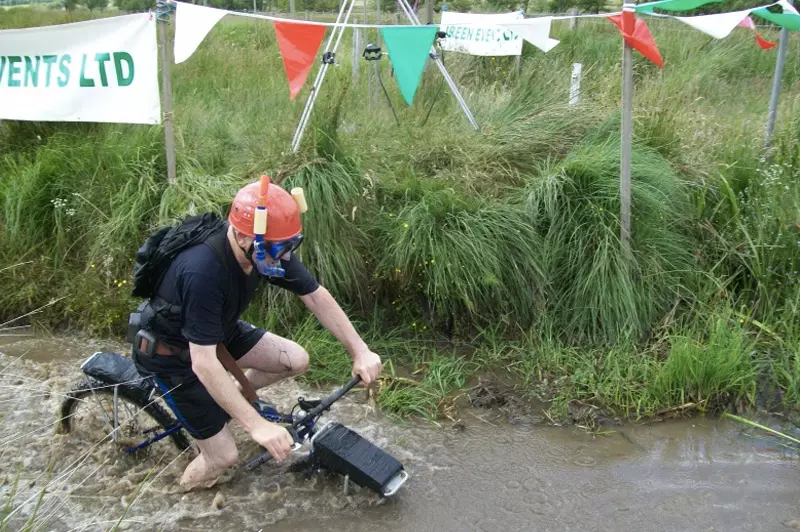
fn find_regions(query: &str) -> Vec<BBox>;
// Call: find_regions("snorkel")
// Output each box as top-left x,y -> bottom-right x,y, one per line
252,175 -> 284,277
252,175 -> 309,278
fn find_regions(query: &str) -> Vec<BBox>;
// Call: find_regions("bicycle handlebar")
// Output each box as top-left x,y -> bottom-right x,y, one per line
244,374 -> 363,471
293,374 -> 361,428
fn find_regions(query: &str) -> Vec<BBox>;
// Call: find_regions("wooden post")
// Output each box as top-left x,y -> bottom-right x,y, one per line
569,62 -> 582,106
158,18 -> 177,186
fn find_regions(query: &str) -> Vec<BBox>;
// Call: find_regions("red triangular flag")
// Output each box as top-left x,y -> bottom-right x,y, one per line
755,32 -> 778,50
273,21 -> 327,100
608,13 -> 664,68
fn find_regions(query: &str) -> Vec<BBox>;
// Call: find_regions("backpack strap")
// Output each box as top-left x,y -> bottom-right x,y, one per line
205,225 -> 232,279
217,343 -> 259,404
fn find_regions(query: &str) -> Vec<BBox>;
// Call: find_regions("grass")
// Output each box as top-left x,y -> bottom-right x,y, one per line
2,8 -> 800,427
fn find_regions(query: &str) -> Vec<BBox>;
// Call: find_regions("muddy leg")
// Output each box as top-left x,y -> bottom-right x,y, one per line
180,424 -> 238,491
234,332 -> 309,391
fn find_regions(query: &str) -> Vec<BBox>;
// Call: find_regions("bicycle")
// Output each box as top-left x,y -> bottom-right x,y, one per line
58,350 -> 409,498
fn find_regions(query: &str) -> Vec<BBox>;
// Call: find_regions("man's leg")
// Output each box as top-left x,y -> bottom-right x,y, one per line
152,375 -> 239,491
225,322 -> 309,391
179,424 -> 239,490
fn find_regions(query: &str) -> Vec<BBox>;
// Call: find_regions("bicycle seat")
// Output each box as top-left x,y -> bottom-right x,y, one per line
80,351 -> 156,403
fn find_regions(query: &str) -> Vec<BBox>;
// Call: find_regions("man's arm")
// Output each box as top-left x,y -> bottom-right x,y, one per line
299,286 -> 382,384
189,342 -> 295,461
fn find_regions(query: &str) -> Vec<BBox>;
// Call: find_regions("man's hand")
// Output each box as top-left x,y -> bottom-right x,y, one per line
250,419 -> 295,463
352,349 -> 382,386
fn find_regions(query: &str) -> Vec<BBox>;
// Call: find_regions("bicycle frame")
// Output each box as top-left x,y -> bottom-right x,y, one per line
120,375 -> 362,459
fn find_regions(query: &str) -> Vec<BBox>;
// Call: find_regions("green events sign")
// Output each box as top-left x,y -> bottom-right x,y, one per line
439,10 -> 524,57
0,53 -> 135,89
0,13 -> 160,124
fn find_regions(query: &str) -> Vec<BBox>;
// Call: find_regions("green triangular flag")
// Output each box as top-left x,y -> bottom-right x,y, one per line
380,25 -> 439,106
635,0 -> 722,14
752,7 -> 800,31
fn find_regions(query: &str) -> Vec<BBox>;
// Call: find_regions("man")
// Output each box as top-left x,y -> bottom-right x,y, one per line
131,175 -> 382,491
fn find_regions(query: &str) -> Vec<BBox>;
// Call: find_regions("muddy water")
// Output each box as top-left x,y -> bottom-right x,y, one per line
2,333 -> 800,532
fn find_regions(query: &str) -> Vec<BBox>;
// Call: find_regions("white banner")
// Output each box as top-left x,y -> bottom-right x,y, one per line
0,13 -> 161,124
439,11 -> 524,56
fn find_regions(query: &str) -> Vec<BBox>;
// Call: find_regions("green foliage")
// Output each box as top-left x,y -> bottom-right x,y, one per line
547,0 -> 603,14
114,0 -> 152,11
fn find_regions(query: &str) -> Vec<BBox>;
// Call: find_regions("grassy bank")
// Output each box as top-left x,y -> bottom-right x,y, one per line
2,8 -> 800,424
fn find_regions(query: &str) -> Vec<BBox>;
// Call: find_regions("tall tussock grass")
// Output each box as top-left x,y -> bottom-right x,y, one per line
520,138 -> 695,344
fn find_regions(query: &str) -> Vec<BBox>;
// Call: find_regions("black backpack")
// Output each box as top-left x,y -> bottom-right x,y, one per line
131,212 -> 227,299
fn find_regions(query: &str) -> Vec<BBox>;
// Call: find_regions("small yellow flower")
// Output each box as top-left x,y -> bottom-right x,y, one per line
90,264 -> 95,268
739,318 -> 745,324
403,223 -> 409,228
430,259 -> 435,264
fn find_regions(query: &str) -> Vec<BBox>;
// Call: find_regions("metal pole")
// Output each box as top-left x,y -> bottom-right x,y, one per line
620,3 -> 634,259
158,17 -> 177,185
426,0 -> 432,23
292,0 -> 356,152
765,0 -> 792,151
364,0 -> 372,108
353,19 -> 360,81
289,0 -> 295,15
396,0 -> 479,129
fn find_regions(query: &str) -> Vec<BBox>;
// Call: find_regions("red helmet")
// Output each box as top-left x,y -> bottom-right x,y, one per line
228,175 -> 303,241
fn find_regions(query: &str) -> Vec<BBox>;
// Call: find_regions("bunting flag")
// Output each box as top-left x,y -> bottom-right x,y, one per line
173,1 -> 227,64
380,25 -> 440,105
738,16 -> 778,49
752,0 -> 800,30
635,0 -> 724,15
671,9 -> 751,38
273,21 -> 327,100
608,12 -> 664,68
500,17 -> 560,53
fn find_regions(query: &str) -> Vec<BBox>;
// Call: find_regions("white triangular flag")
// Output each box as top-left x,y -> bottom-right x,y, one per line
500,17 -> 559,53
173,1 -> 228,64
777,0 -> 800,16
674,9 -> 751,39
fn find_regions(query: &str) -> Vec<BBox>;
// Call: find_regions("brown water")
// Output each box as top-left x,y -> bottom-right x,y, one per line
2,333 -> 800,532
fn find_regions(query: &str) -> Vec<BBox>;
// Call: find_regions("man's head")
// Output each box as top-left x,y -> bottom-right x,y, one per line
228,175 -> 307,267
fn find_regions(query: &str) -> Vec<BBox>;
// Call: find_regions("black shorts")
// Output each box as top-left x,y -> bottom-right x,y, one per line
135,320 -> 265,440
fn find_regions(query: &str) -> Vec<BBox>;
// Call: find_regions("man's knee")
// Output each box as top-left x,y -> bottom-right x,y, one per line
289,343 -> 309,375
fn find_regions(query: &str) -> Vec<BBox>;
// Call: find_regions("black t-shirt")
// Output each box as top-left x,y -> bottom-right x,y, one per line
151,224 -> 319,348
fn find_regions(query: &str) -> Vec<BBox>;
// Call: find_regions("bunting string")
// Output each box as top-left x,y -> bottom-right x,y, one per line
165,0 -> 798,29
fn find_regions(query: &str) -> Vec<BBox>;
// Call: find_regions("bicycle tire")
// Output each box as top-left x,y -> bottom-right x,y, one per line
59,377 -> 192,452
